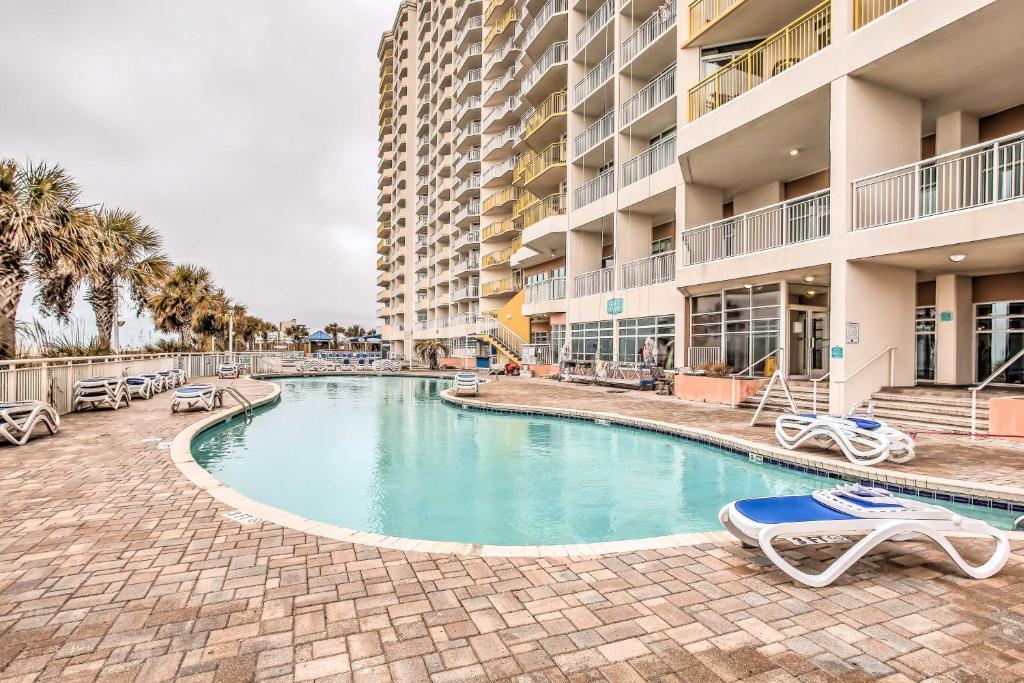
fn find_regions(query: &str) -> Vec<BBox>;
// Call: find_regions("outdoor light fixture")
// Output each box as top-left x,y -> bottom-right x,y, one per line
949,253 -> 967,262
743,283 -> 753,289
806,290 -> 817,296
788,148 -> 800,157
803,275 -> 815,282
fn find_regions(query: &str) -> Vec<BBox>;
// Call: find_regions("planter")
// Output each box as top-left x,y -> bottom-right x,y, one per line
989,397 -> 1024,436
674,374 -> 767,406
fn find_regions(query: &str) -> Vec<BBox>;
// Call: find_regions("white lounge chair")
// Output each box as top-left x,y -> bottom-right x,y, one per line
141,373 -> 166,393
453,372 -> 480,396
218,363 -> 240,379
720,484 -> 1009,588
775,413 -> 915,467
125,376 -> 155,400
170,385 -> 223,413
0,401 -> 60,446
158,369 -> 186,389
74,377 -> 130,411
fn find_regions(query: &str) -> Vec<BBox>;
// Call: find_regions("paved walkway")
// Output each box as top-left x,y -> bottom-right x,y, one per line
0,376 -> 1022,682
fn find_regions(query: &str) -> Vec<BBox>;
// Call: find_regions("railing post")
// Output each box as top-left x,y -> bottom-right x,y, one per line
970,389 -> 977,440
991,140 -> 1001,202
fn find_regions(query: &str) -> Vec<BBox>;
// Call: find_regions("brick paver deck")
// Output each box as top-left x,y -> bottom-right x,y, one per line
0,376 -> 1021,682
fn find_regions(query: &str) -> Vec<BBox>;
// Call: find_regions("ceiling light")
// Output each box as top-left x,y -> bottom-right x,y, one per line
743,283 -> 753,289
949,253 -> 967,262
788,148 -> 800,157
806,290 -> 817,296
803,275 -> 815,283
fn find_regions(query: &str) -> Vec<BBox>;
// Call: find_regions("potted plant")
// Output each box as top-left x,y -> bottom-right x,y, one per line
674,362 -> 767,405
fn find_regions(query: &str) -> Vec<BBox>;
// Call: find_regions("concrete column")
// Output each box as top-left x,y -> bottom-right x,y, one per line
615,211 -> 653,263
680,183 -> 722,228
934,274 -> 973,385
935,111 -> 979,155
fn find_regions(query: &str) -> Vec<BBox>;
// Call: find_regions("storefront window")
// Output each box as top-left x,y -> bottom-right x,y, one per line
570,321 -> 613,360
689,286 -> 780,374
618,316 -> 675,368
975,301 -> 1024,384
915,306 -> 936,381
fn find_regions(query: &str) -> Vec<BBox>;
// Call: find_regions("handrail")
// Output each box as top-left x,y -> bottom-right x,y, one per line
814,346 -> 895,416
730,347 -> 783,407
969,346 -> 1024,437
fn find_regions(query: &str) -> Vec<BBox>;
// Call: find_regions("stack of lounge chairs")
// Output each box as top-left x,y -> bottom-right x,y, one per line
125,375 -> 155,400
0,400 -> 60,446
158,369 -> 187,389
171,385 -> 223,413
218,363 -> 240,379
371,359 -> 402,373
453,372 -> 481,396
73,377 -> 131,411
296,358 -> 337,374
721,484 -> 1009,587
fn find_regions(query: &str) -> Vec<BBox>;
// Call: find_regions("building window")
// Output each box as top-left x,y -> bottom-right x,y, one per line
530,331 -> 549,345
571,321 -> 613,360
551,324 -> 566,363
975,301 -> 1024,385
618,316 -> 675,368
601,254 -> 615,269
651,237 -> 672,254
649,126 -> 676,146
915,306 -> 936,381
689,285 -> 780,374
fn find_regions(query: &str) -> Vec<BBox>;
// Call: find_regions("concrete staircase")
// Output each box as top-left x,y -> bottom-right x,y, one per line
739,380 -> 1019,434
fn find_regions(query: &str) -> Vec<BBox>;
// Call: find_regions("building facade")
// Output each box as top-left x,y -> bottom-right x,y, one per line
378,0 -> 1024,410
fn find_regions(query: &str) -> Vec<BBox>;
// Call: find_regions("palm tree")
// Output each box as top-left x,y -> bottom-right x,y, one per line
0,160 -> 102,358
148,264 -> 215,346
414,338 -> 451,370
77,208 -> 170,351
324,322 -> 342,346
343,324 -> 368,339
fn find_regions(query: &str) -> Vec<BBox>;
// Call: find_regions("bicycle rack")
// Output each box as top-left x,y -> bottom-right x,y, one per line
219,386 -> 254,423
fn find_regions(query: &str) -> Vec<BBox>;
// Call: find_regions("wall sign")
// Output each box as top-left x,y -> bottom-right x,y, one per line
940,311 -> 953,322
845,322 -> 860,344
606,298 -> 624,315
831,345 -> 844,360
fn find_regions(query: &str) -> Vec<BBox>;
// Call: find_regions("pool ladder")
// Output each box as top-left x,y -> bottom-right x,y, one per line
220,386 -> 254,423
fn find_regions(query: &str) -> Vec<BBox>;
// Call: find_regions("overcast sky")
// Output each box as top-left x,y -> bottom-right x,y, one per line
1,0 -> 401,345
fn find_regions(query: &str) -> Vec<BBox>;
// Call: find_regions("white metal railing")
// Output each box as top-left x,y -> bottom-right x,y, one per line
520,42 -> 567,96
483,95 -> 519,129
816,346 -> 896,416
456,68 -> 483,97
521,0 -> 568,50
620,135 -> 676,187
621,1 -> 677,64
450,312 -> 478,326
853,133 -> 1024,230
731,347 -> 783,406
680,190 -> 830,266
621,65 -> 676,127
453,200 -> 481,223
482,125 -> 520,156
454,95 -> 482,125
621,250 -> 674,288
456,15 -> 483,47
573,169 -> 615,208
455,42 -> 483,75
482,155 -> 519,184
484,38 -> 518,75
573,110 -> 614,159
454,147 -> 482,172
483,64 -> 519,102
452,229 -> 481,251
573,53 -> 614,104
453,175 -> 481,198
477,315 -> 527,357
573,267 -> 614,297
575,0 -> 614,54
525,277 -> 566,304
970,346 -> 1024,437
687,346 -> 722,368
452,285 -> 481,300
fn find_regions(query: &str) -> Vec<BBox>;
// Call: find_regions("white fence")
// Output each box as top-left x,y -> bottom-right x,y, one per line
680,190 -> 830,265
621,251 -> 675,288
575,0 -> 614,54
621,0 -> 676,64
525,277 -> 567,304
573,52 -> 614,104
573,170 -> 615,208
853,133 -> 1024,230
620,136 -> 676,187
687,346 -> 722,368
621,65 -> 676,127
573,267 -> 614,297
573,110 -> 614,159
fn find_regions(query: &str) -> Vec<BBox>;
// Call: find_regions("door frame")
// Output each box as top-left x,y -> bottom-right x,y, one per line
787,304 -> 829,379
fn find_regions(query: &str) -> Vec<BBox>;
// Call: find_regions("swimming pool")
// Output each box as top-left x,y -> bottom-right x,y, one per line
191,376 -> 1017,546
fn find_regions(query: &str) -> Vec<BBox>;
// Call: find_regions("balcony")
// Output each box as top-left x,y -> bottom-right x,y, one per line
852,134 -> 1024,231
452,229 -> 481,252
484,6 -> 517,50
452,285 -> 481,301
621,251 -> 675,289
573,170 -> 614,209
573,111 -> 614,161
687,1 -> 831,121
854,0 -> 908,30
376,222 -> 390,239
573,53 -> 614,110
520,0 -> 568,59
452,174 -> 481,200
454,95 -> 482,126
481,276 -> 520,297
484,37 -> 519,79
454,42 -> 483,76
482,125 -> 519,160
621,64 -> 675,130
525,277 -> 566,304
483,65 -> 519,106
680,190 -> 830,266
454,147 -> 482,176
455,15 -> 484,50
515,141 -> 566,191
517,193 -> 566,230
574,0 -> 614,57
481,243 -> 516,269
453,200 -> 481,227
483,94 -> 520,131
622,2 -> 677,67
481,217 -> 519,242
519,41 -> 568,102
482,185 -> 521,214
520,90 -> 566,149
377,239 -> 389,255
375,255 -> 388,270
482,154 -> 518,185
573,267 -> 613,297
620,135 -> 676,188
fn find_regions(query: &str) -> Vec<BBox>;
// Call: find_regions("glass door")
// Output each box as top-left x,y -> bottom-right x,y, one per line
809,312 -> 829,379
915,306 -> 936,382
975,301 -> 1024,385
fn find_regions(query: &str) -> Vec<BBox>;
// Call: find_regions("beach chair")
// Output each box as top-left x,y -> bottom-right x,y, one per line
170,385 -> 223,413
142,373 -> 165,393
720,484 -> 1009,588
218,363 -> 240,379
0,401 -> 60,446
125,376 -> 155,400
775,413 -> 915,466
74,377 -> 130,411
453,372 -> 480,396
158,369 -> 185,389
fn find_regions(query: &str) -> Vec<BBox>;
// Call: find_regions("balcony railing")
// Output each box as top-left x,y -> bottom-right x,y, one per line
453,257 -> 481,275
484,38 -> 518,75
455,15 -> 484,46
688,1 -> 831,121
452,174 -> 481,198
573,267 -> 613,297
853,0 -> 908,30
483,65 -> 519,103
482,154 -> 519,184
453,201 -> 481,224
481,276 -> 521,296
454,95 -> 482,123
518,193 -> 566,229
621,251 -> 675,288
522,0 -> 568,50
515,141 -> 567,186
484,6 -> 518,50
687,0 -> 742,39
680,190 -> 830,265
481,243 -> 516,269
573,53 -> 614,104
452,229 -> 482,251
482,218 -> 518,241
621,1 -> 677,64
520,42 -> 568,96
521,90 -> 567,142
455,43 -> 483,74
525,277 -> 566,304
852,133 -> 1024,230
621,65 -> 676,127
482,185 -> 521,213
573,170 -> 614,209
620,136 -> 676,187
482,95 -> 519,129
573,110 -> 614,159
575,0 -> 614,54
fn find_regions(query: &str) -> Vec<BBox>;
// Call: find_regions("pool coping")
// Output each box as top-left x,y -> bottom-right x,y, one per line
169,377 -> 1024,559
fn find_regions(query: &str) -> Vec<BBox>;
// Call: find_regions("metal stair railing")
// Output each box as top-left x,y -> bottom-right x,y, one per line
476,315 -> 527,359
730,346 -> 783,407
969,346 -> 1024,438
219,386 -> 254,423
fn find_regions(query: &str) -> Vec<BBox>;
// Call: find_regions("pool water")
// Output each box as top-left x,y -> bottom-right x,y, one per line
192,377 -> 1017,546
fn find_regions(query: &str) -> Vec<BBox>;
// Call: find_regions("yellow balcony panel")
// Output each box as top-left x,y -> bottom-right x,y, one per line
520,90 -> 567,150
481,218 -> 519,242
513,189 -> 539,217
686,0 -> 822,47
514,141 -> 567,193
377,222 -> 390,239
517,193 -> 566,230
853,0 -> 907,29
481,276 -> 521,297
482,185 -> 522,215
376,255 -> 388,269
481,243 -> 517,270
688,0 -> 831,121
484,7 -> 517,50
483,0 -> 509,26
377,239 -> 390,255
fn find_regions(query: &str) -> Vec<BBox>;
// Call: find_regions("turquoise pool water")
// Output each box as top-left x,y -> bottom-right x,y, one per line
192,377 -> 1017,546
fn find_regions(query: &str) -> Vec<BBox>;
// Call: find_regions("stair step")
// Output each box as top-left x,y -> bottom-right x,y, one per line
740,402 -> 985,434
870,400 -> 986,420
870,391 -> 981,410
